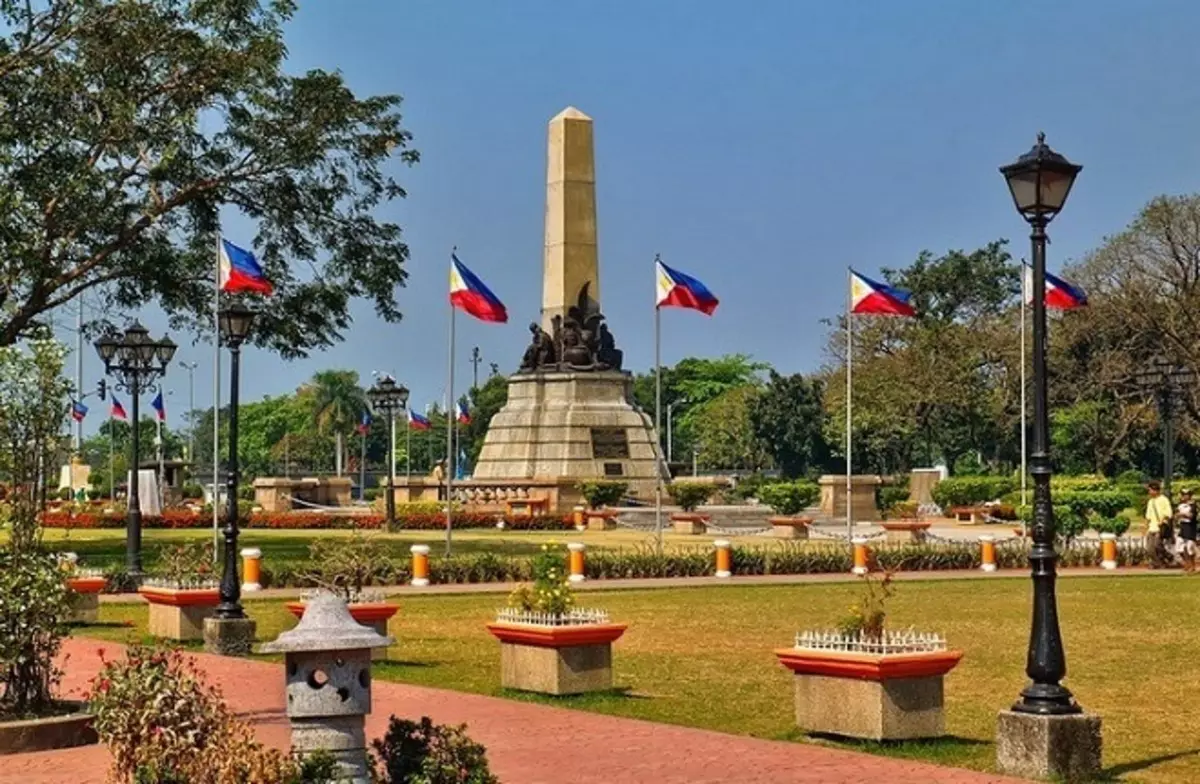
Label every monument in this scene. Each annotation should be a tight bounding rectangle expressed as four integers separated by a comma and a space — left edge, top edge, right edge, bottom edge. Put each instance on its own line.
470, 107, 667, 506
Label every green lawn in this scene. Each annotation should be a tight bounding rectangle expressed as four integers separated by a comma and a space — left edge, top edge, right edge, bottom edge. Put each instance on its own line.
77, 574, 1200, 782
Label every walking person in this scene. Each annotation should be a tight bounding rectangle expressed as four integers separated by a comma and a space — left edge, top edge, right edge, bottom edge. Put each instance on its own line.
1176, 488, 1197, 574
1145, 481, 1174, 568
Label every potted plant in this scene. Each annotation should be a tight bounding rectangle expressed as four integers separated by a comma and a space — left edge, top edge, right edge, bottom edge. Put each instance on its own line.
576, 480, 627, 531
138, 542, 219, 642
759, 481, 819, 539
58, 552, 107, 624
669, 482, 716, 534
774, 572, 962, 741
485, 543, 625, 695
286, 532, 398, 660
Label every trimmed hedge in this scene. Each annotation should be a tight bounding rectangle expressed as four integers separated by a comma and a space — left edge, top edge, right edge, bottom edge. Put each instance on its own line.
41, 509, 574, 531
931, 477, 1015, 509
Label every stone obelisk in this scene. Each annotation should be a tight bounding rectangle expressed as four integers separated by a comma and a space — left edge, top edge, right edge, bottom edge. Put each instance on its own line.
542, 106, 599, 331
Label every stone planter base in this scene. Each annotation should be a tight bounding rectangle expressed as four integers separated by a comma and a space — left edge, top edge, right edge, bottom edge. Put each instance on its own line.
996, 709, 1102, 781
486, 623, 626, 696
66, 576, 106, 624
880, 521, 932, 544
0, 701, 97, 755
586, 512, 616, 531
671, 513, 709, 535
140, 587, 220, 641
203, 616, 258, 656
286, 601, 398, 661
776, 648, 962, 741
769, 517, 812, 539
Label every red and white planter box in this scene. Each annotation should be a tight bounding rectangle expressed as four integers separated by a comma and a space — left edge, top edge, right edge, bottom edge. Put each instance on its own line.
138, 580, 220, 642
486, 609, 626, 695
286, 592, 399, 660
670, 512, 710, 535
775, 631, 962, 741
65, 572, 107, 624
586, 509, 617, 531
769, 516, 813, 540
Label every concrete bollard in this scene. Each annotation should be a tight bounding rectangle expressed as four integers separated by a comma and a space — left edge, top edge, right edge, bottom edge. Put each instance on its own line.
573, 505, 586, 530
979, 535, 997, 573
240, 547, 263, 592
1100, 532, 1118, 570
568, 542, 586, 583
261, 593, 393, 783
851, 536, 870, 575
410, 544, 430, 587
714, 539, 732, 578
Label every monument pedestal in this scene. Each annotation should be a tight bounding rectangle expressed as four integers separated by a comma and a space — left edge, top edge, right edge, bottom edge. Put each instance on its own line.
472, 371, 665, 507
996, 710, 1102, 781
818, 475, 881, 522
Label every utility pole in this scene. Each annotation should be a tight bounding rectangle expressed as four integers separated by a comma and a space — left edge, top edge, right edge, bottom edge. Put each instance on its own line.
470, 346, 481, 389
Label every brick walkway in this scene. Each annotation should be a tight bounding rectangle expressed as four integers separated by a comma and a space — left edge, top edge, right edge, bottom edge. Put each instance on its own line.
6, 638, 1024, 783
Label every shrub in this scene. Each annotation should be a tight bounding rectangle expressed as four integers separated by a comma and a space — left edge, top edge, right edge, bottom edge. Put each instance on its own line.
669, 482, 716, 512
1093, 515, 1132, 537
758, 481, 820, 516
1050, 474, 1112, 493
930, 477, 1014, 509
885, 500, 920, 520
89, 645, 313, 784
576, 480, 628, 509
876, 483, 910, 513
364, 487, 382, 502
372, 715, 498, 784
1055, 489, 1136, 520
837, 571, 894, 639
305, 532, 395, 601
181, 483, 205, 500
87, 488, 103, 501
1114, 469, 1146, 487
507, 543, 573, 616
0, 548, 73, 717
725, 472, 767, 503
152, 541, 215, 586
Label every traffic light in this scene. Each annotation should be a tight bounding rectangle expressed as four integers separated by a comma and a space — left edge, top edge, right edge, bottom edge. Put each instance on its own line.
97, 379, 107, 400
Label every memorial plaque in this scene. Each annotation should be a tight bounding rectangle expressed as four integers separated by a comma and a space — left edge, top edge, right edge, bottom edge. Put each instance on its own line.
591, 427, 629, 459
603, 462, 624, 477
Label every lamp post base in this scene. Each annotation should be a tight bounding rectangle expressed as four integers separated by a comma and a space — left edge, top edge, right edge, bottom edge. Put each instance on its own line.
203, 616, 257, 657
996, 709, 1102, 781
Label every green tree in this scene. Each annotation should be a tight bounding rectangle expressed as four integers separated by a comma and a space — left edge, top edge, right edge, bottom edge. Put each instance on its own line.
458, 375, 508, 468
691, 385, 770, 472
748, 371, 829, 478
0, 0, 418, 356
308, 370, 366, 477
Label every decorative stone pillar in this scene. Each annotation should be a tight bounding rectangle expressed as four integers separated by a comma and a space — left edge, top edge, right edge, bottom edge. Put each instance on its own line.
979, 535, 997, 572
851, 536, 870, 576
261, 593, 393, 783
1099, 533, 1117, 570
714, 539, 732, 578
567, 542, 586, 583
410, 544, 430, 587
241, 547, 263, 592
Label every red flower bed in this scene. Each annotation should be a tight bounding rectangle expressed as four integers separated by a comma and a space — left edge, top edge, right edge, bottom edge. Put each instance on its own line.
42, 508, 574, 531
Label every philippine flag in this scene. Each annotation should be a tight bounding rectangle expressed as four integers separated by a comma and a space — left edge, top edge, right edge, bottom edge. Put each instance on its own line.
449, 253, 508, 323
656, 259, 719, 315
409, 409, 432, 431
110, 396, 128, 421
71, 401, 88, 422
456, 400, 471, 425
219, 239, 274, 295
151, 391, 166, 422
1024, 264, 1087, 310
850, 271, 916, 317
357, 410, 372, 435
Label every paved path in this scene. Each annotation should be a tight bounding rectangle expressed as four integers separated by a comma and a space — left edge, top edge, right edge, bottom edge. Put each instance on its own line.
8, 638, 1022, 784
100, 565, 1171, 604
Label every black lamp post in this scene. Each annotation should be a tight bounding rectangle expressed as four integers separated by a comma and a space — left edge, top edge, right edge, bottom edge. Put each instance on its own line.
1000, 132, 1083, 716
95, 322, 177, 578
367, 375, 410, 531
215, 303, 256, 620
1133, 357, 1196, 498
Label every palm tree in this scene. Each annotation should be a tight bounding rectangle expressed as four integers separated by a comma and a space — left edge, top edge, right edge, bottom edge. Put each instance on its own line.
307, 370, 367, 477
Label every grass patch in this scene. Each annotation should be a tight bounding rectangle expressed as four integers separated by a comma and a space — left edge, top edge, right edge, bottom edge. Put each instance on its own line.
74, 575, 1200, 782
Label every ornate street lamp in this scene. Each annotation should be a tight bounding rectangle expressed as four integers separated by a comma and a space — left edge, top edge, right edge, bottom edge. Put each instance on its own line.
95, 321, 177, 577
1000, 133, 1082, 716
215, 303, 256, 620
367, 375, 410, 531
1133, 357, 1196, 498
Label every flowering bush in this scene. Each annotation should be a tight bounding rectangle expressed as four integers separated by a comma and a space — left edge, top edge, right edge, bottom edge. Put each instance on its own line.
507, 543, 574, 616
372, 715, 498, 784
151, 541, 215, 587
90, 645, 330, 784
0, 548, 73, 718
42, 507, 574, 531
305, 532, 395, 601
837, 571, 895, 639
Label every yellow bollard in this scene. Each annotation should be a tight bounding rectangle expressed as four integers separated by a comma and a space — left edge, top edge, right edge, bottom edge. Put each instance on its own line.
411, 544, 431, 587
573, 505, 586, 530
568, 542, 586, 583
1100, 532, 1118, 570
714, 539, 732, 578
240, 547, 263, 591
851, 536, 870, 575
979, 535, 997, 573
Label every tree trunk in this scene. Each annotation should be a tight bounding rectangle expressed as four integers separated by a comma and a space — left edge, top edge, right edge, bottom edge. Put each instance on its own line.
335, 432, 344, 476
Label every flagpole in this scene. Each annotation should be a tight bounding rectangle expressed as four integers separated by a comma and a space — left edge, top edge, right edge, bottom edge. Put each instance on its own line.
846, 267, 853, 542
654, 287, 664, 556
359, 424, 367, 503
212, 233, 221, 561
156, 401, 164, 510
1020, 261, 1029, 536
109, 410, 115, 502
445, 268, 456, 556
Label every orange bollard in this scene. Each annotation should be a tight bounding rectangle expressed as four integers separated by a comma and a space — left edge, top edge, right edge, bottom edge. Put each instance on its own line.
851, 536, 870, 575
568, 542, 586, 583
714, 539, 732, 578
573, 505, 586, 530
411, 544, 431, 586
240, 547, 263, 591
1100, 532, 1118, 570
979, 535, 997, 573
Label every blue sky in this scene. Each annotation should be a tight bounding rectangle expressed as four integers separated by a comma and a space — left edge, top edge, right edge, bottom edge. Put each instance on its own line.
64, 0, 1200, 433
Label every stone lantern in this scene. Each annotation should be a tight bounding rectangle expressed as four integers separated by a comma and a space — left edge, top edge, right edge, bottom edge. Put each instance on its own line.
260, 592, 393, 783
